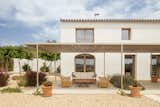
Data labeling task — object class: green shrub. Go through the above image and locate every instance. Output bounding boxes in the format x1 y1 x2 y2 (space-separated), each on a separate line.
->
40 63 49 72
110 75 145 90
25 71 46 86
18 78 27 87
1 87 21 93
12 75 27 87
8 59 13 71
22 64 31 72
42 81 52 87
0 72 9 87
56 66 61 73
12 75 24 81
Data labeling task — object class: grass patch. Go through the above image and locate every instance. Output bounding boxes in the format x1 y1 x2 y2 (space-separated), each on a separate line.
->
18 78 27 87
1 87 22 93
12 75 24 81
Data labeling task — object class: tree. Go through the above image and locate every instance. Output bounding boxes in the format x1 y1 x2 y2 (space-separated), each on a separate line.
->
40 52 60 73
25 52 33 71
0 48 4 68
0 46 18 72
0 46 33 73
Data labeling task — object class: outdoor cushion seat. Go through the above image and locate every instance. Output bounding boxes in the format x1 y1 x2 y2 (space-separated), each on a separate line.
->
72 72 96 79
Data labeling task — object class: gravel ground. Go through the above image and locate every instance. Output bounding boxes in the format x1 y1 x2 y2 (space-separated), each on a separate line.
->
0 93 160 107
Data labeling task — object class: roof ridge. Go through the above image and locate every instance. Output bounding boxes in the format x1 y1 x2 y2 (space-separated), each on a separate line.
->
60 18 160 23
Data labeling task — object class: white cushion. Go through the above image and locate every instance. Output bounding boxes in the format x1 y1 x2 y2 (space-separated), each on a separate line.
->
72 72 96 79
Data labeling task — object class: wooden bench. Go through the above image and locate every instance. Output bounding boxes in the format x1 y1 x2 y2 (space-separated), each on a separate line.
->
72 72 96 84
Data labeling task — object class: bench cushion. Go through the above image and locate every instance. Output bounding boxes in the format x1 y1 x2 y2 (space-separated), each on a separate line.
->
72 72 96 79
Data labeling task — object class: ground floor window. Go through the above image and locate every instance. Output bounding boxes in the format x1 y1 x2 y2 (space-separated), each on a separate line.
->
125 55 135 78
75 54 95 72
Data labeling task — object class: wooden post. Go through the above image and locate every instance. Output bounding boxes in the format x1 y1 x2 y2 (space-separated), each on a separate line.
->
54 53 57 83
121 43 124 90
36 43 39 89
104 52 106 77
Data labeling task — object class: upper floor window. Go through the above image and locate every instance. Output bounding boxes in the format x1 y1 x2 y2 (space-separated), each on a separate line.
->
76 28 94 43
122 28 131 40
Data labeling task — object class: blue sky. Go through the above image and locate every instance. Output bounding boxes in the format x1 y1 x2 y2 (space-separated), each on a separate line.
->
0 0 160 46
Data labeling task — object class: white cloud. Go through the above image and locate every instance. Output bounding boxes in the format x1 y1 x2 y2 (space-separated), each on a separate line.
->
14 0 91 27
0 39 18 46
32 24 60 42
0 0 160 42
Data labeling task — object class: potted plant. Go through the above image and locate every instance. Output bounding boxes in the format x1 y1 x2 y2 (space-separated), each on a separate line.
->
42 81 53 97
129 82 141 97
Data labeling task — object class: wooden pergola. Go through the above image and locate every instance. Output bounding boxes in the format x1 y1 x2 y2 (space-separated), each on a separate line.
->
26 43 160 90
26 43 160 53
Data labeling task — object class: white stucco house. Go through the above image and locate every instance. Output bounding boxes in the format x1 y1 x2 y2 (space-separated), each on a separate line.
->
60 18 160 81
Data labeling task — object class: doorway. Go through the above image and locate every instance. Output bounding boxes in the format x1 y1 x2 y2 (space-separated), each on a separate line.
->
125 55 135 78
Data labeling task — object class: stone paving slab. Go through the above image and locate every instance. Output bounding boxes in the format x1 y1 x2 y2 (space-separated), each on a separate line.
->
145 95 160 103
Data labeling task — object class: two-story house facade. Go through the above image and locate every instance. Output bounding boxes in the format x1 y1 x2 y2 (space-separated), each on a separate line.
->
60 19 160 81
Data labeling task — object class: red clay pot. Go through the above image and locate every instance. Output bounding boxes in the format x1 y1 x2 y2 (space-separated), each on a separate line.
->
151 76 158 83
129 85 141 97
42 86 52 97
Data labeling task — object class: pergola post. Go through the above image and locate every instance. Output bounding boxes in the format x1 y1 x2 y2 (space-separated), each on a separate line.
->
36 43 39 89
121 43 124 90
54 53 57 83
104 52 106 77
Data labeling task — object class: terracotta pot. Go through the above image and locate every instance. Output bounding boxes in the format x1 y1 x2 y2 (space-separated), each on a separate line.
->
151 76 158 82
129 85 141 97
42 86 52 97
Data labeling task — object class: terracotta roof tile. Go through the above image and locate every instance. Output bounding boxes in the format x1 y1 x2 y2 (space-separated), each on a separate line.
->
60 18 160 23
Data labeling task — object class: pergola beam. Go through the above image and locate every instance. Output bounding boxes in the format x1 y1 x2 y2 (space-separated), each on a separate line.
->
26 43 160 53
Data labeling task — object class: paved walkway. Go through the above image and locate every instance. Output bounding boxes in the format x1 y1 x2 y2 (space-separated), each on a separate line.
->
145 95 160 103
23 87 160 95
139 81 160 90
0 93 160 107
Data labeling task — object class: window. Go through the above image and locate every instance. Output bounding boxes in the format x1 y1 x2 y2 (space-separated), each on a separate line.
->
122 28 131 40
75 54 95 72
76 29 94 43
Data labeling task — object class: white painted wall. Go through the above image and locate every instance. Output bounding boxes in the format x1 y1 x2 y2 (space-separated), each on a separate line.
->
136 53 151 80
61 52 122 78
105 53 122 76
61 53 75 77
60 22 160 43
61 52 152 80
13 58 60 72
60 21 158 80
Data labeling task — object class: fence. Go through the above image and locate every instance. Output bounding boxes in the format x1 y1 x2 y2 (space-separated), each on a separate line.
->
13 58 60 72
